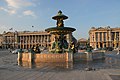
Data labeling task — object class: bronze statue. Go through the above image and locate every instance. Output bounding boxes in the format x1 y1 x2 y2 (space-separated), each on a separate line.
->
57 18 64 27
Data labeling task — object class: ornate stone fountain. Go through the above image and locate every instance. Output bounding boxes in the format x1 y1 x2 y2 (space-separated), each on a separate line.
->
45 10 76 53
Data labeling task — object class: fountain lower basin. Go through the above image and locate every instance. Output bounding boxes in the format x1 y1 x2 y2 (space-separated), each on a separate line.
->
17 50 105 63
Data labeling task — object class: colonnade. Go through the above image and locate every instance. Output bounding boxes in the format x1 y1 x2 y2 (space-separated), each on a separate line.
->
2 31 74 50
90 31 120 49
18 35 51 49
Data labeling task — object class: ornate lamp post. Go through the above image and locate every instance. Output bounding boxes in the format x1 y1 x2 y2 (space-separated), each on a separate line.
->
14 31 18 49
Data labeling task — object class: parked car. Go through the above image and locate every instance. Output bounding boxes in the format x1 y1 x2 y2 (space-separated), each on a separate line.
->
12 49 20 54
106 47 113 51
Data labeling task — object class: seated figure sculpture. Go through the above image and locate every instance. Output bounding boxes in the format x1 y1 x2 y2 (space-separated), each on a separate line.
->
57 18 64 27
31 44 41 53
52 35 68 53
52 36 61 53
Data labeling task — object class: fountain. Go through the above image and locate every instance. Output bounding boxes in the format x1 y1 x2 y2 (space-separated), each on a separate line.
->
45 10 76 53
17 10 105 65
17 11 76 63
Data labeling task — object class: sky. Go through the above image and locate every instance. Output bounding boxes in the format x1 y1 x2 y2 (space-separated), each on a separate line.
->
0 0 120 40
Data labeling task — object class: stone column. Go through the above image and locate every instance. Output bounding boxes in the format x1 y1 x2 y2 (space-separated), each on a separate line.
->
19 36 21 49
119 32 120 41
27 36 28 49
29 35 30 48
118 32 120 47
98 32 100 48
47 35 49 48
106 32 108 47
94 32 96 49
36 35 38 43
114 32 117 48
44 35 46 47
41 35 43 46
35 35 36 45
25 36 26 48
23 36 24 48
102 32 104 47
38 35 39 43
109 30 112 47
32 35 33 47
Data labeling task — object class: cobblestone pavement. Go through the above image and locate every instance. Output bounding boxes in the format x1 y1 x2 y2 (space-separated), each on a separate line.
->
0 50 120 80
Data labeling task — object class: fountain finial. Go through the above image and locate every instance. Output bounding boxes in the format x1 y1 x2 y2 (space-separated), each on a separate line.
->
52 10 68 27
58 10 62 15
52 10 68 20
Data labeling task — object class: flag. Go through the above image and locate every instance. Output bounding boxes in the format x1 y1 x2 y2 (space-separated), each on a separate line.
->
9 28 13 30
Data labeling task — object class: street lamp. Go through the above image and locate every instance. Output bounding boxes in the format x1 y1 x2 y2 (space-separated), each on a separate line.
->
14 31 18 49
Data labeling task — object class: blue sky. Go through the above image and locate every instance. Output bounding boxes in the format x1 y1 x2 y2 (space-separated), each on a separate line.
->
0 0 120 39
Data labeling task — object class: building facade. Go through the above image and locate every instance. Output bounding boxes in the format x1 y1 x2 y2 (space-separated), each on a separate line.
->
89 26 120 49
2 31 74 50
78 38 88 47
0 34 3 48
2 31 51 49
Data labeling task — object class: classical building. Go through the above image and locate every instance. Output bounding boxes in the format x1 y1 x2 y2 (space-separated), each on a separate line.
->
78 38 88 47
89 26 120 49
2 31 51 49
2 31 74 50
0 34 3 48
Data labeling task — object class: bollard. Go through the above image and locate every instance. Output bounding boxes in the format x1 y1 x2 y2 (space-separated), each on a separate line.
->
28 52 33 63
66 52 73 62
17 52 22 61
85 52 93 61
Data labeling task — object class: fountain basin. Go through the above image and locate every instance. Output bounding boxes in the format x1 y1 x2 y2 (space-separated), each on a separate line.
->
45 27 76 35
74 51 105 61
18 50 105 63
18 52 73 63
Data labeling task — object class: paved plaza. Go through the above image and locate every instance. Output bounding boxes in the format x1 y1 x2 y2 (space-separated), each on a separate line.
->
0 50 120 80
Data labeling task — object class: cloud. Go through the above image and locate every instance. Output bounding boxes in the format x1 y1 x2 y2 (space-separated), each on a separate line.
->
23 10 36 17
0 7 16 15
0 0 37 17
6 0 34 9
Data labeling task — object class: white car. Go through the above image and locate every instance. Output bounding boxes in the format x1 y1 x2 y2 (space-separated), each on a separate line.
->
12 49 20 54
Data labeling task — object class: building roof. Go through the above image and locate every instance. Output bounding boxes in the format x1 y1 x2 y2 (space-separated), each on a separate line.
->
78 38 87 42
